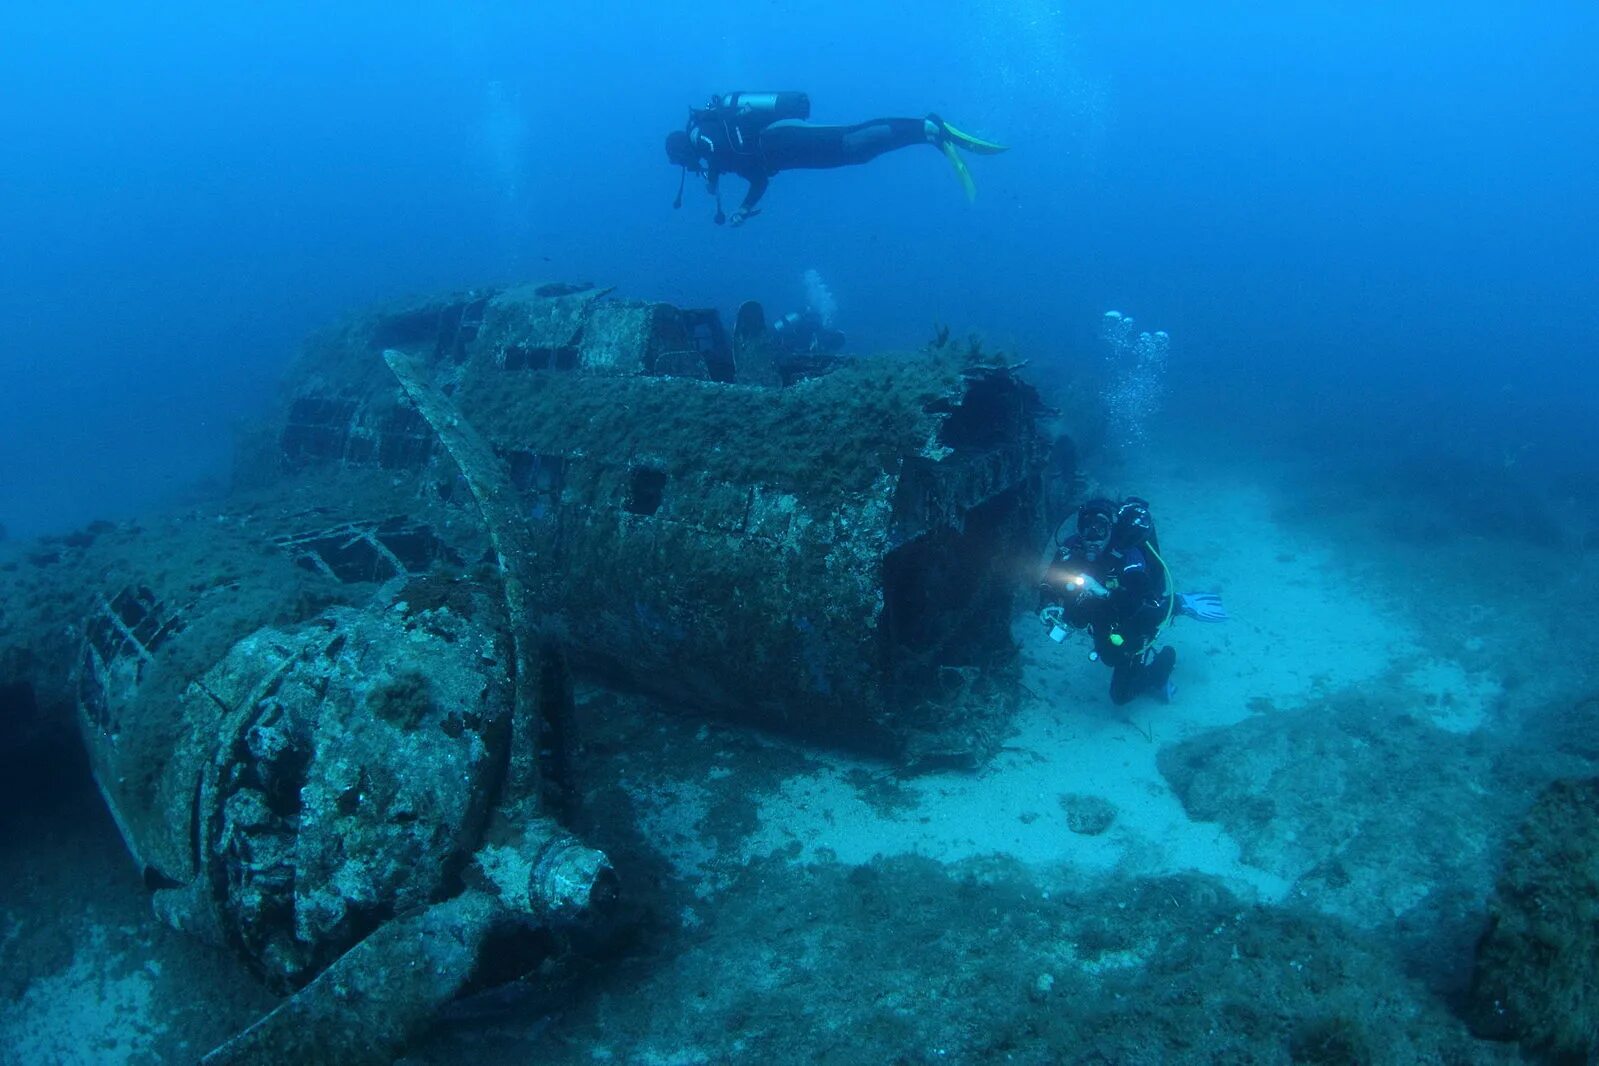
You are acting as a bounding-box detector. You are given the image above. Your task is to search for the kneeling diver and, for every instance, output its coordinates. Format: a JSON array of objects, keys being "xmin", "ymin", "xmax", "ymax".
[
  {"xmin": 665, "ymin": 91, "xmax": 1008, "ymax": 226},
  {"xmin": 1039, "ymin": 497, "xmax": 1227, "ymax": 705}
]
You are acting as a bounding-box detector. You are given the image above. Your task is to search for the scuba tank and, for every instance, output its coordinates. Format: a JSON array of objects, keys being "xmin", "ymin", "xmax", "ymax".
[
  {"xmin": 695, "ymin": 92, "xmax": 811, "ymax": 154},
  {"xmin": 1111, "ymin": 496, "xmax": 1175, "ymax": 634},
  {"xmin": 708, "ymin": 91, "xmax": 810, "ymax": 122},
  {"xmin": 675, "ymin": 92, "xmax": 811, "ymax": 209}
]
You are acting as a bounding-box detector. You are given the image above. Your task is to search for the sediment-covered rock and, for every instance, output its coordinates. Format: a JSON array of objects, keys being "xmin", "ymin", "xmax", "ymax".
[{"xmin": 1468, "ymin": 776, "xmax": 1599, "ymax": 1060}]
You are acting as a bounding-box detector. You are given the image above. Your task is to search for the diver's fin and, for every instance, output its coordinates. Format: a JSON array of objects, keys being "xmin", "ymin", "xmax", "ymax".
[
  {"xmin": 940, "ymin": 120, "xmax": 1009, "ymax": 155},
  {"xmin": 940, "ymin": 140, "xmax": 977, "ymax": 202}
]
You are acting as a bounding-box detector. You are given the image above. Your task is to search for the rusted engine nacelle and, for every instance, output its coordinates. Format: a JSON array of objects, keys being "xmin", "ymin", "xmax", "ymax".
[{"xmin": 7, "ymin": 461, "xmax": 613, "ymax": 1060}]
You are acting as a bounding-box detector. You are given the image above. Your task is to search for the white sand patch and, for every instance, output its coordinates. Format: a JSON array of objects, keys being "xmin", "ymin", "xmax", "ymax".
[
  {"xmin": 1144, "ymin": 470, "xmax": 1402, "ymax": 718},
  {"xmin": 736, "ymin": 464, "xmax": 1418, "ymax": 903},
  {"xmin": 1402, "ymin": 656, "xmax": 1501, "ymax": 733},
  {"xmin": 0, "ymin": 922, "xmax": 166, "ymax": 1066},
  {"xmin": 740, "ymin": 693, "xmax": 1287, "ymax": 902}
]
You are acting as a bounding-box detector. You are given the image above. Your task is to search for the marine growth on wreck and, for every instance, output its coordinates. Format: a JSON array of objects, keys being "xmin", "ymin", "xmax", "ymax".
[{"xmin": 0, "ymin": 280, "xmax": 1054, "ymax": 1061}]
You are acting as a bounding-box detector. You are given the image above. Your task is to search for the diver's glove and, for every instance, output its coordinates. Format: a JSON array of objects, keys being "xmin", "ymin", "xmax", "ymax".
[
  {"xmin": 1177, "ymin": 592, "xmax": 1227, "ymax": 622},
  {"xmin": 728, "ymin": 206, "xmax": 760, "ymax": 227}
]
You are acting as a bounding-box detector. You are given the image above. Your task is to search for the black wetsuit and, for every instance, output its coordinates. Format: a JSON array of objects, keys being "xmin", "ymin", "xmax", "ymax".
[
  {"xmin": 1042, "ymin": 536, "xmax": 1176, "ymax": 705},
  {"xmin": 689, "ymin": 114, "xmax": 928, "ymax": 216}
]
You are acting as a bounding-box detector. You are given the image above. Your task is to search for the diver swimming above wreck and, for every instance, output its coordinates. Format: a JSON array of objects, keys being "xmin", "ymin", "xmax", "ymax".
[{"xmin": 666, "ymin": 91, "xmax": 1009, "ymax": 225}]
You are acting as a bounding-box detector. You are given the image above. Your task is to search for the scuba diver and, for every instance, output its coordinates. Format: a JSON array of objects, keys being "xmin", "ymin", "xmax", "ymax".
[
  {"xmin": 1039, "ymin": 497, "xmax": 1227, "ymax": 705},
  {"xmin": 770, "ymin": 306, "xmax": 846, "ymax": 356},
  {"xmin": 731, "ymin": 298, "xmax": 846, "ymax": 385},
  {"xmin": 665, "ymin": 91, "xmax": 1008, "ymax": 226}
]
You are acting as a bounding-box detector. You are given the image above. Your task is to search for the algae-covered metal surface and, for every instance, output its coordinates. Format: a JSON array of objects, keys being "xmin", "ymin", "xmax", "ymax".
[
  {"xmin": 0, "ymin": 459, "xmax": 614, "ymax": 1061},
  {"xmin": 261, "ymin": 282, "xmax": 1052, "ymax": 760}
]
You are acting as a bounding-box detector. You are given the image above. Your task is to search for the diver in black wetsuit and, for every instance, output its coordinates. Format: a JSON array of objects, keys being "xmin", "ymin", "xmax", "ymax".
[
  {"xmin": 665, "ymin": 92, "xmax": 1007, "ymax": 226},
  {"xmin": 1039, "ymin": 497, "xmax": 1227, "ymax": 705}
]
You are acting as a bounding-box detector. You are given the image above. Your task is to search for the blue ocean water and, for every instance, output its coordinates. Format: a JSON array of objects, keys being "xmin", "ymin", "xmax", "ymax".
[
  {"xmin": 1, "ymin": 2, "xmax": 1593, "ymax": 537},
  {"xmin": 2, "ymin": 5, "xmax": 1599, "ymax": 1062}
]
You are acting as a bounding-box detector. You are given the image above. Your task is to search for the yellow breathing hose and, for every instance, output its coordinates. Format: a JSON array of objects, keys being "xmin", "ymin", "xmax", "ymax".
[{"xmin": 1144, "ymin": 542, "xmax": 1177, "ymax": 636}]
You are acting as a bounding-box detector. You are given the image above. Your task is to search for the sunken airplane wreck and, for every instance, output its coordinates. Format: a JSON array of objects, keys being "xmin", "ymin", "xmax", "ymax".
[{"xmin": 0, "ymin": 280, "xmax": 1053, "ymax": 1061}]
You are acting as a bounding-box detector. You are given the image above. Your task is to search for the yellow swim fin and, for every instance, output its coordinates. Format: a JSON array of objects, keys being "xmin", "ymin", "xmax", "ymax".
[
  {"xmin": 940, "ymin": 140, "xmax": 977, "ymax": 202},
  {"xmin": 940, "ymin": 121, "xmax": 1009, "ymax": 155}
]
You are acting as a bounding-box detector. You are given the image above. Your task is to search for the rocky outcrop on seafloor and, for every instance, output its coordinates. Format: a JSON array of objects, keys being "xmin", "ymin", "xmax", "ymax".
[
  {"xmin": 1154, "ymin": 682, "xmax": 1583, "ymax": 996},
  {"xmin": 1468, "ymin": 776, "xmax": 1599, "ymax": 1062}
]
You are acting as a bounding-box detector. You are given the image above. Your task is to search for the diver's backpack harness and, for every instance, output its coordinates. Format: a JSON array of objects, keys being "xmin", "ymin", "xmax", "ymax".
[{"xmin": 673, "ymin": 92, "xmax": 811, "ymax": 218}]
